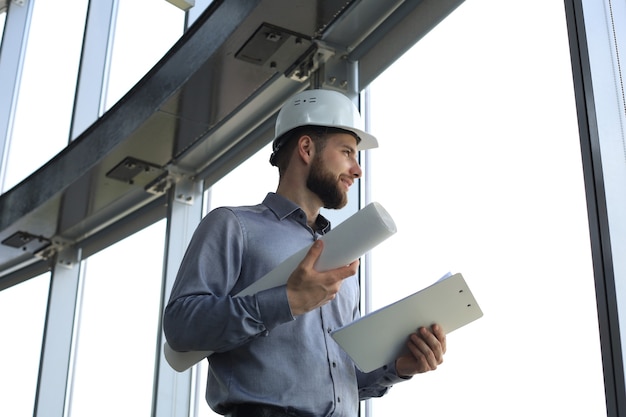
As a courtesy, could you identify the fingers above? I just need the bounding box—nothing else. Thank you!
[299,240,359,285]
[301,239,324,268]
[286,240,358,316]
[342,259,360,278]
[303,240,359,279]
[406,325,446,371]
[432,323,447,354]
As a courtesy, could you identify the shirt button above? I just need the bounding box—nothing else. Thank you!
[332,362,337,368]
[327,327,332,334]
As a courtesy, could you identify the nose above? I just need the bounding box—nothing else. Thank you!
[351,160,362,179]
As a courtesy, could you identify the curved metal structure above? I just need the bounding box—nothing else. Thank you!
[0,0,464,289]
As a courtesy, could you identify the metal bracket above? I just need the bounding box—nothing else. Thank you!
[286,42,336,82]
[235,22,313,75]
[55,246,81,269]
[316,48,355,93]
[34,236,71,262]
[165,0,194,11]
[1,231,51,254]
[144,168,199,206]
[106,156,165,186]
[173,177,198,206]
[145,171,175,195]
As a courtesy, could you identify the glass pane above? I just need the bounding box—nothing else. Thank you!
[3,0,88,191]
[0,10,6,40]
[208,142,276,209]
[0,274,50,417]
[68,220,166,417]
[367,2,606,416]
[187,0,217,26]
[105,0,184,110]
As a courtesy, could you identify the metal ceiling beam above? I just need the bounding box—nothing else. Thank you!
[0,0,464,289]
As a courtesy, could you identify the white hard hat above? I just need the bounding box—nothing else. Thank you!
[269,89,378,166]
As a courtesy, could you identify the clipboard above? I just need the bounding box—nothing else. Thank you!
[330,273,483,372]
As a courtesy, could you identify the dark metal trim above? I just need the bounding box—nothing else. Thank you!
[0,258,51,291]
[564,1,625,415]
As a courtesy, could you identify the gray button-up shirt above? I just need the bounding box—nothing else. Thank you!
[164,193,406,416]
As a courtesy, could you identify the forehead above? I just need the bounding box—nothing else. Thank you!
[325,132,359,149]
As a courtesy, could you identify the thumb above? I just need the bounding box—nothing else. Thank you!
[300,239,324,269]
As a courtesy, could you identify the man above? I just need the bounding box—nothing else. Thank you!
[163,89,446,417]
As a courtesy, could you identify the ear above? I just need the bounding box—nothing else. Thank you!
[297,135,314,164]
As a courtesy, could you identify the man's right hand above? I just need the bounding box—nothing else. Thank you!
[286,240,359,316]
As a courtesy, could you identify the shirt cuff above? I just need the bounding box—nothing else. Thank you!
[255,285,295,331]
[380,360,413,386]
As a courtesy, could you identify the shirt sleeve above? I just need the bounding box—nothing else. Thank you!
[349,296,412,399]
[356,361,412,400]
[162,207,294,353]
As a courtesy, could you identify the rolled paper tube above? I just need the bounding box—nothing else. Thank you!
[164,201,397,372]
[237,201,397,296]
[164,342,213,372]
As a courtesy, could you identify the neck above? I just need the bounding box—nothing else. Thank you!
[276,184,322,229]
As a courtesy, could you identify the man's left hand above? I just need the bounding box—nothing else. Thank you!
[395,324,447,377]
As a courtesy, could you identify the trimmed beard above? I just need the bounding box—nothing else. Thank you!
[306,153,348,209]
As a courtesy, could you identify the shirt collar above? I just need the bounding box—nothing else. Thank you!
[262,192,331,233]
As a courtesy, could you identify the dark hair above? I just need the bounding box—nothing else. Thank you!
[272,126,360,175]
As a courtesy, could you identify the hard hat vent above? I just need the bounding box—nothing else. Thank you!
[294,97,316,105]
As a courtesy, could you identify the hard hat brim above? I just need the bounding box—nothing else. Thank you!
[271,125,378,152]
[334,125,378,151]
[269,125,378,166]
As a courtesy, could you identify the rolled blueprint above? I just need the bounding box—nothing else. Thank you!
[164,340,207,372]
[237,201,396,296]
[164,201,397,372]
